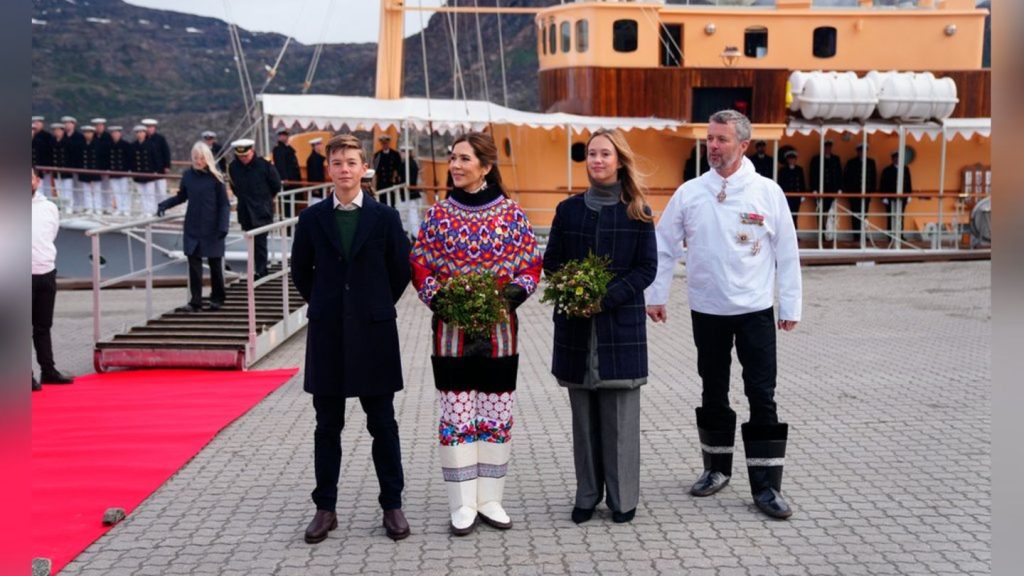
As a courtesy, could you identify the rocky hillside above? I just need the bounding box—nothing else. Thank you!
[31,0,550,160]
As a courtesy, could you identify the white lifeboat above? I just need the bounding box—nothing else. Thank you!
[787,71,878,121]
[866,71,959,120]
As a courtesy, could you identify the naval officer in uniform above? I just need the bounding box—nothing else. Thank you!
[646,109,802,520]
[228,138,281,278]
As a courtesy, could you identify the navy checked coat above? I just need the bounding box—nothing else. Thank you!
[290,195,412,397]
[542,194,658,385]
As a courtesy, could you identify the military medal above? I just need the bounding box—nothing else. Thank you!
[740,212,765,226]
[736,231,751,244]
[716,180,727,203]
[751,239,762,256]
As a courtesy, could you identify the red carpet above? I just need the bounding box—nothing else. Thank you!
[31,368,299,574]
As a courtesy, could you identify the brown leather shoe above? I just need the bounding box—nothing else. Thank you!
[382,508,410,541]
[304,510,337,544]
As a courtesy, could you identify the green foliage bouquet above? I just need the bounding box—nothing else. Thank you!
[541,253,614,318]
[435,273,508,337]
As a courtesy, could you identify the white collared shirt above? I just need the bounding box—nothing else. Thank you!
[32,191,60,275]
[646,157,802,321]
[332,189,364,211]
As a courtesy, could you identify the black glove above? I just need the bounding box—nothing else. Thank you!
[503,284,528,311]
[428,289,446,314]
[156,207,165,217]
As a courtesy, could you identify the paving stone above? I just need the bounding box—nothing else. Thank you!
[52,262,991,575]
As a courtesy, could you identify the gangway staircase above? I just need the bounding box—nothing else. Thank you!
[88,214,307,372]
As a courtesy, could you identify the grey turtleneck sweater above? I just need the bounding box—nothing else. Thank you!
[584,179,622,211]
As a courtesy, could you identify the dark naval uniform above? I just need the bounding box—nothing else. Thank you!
[880,160,913,237]
[32,129,55,170]
[778,163,805,227]
[749,153,774,180]
[306,150,326,184]
[273,142,302,184]
[229,154,281,277]
[843,156,877,234]
[809,152,842,213]
[372,147,402,203]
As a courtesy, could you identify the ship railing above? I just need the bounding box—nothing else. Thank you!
[34,165,184,219]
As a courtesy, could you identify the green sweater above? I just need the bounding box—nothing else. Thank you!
[333,208,361,260]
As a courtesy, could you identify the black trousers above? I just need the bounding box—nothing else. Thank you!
[848,196,868,234]
[691,308,779,426]
[32,270,58,373]
[187,255,225,308]
[253,232,268,277]
[786,196,801,229]
[312,394,404,512]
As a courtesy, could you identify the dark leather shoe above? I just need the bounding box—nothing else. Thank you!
[753,487,793,520]
[382,509,410,541]
[40,370,74,385]
[304,510,338,543]
[206,301,223,311]
[612,508,636,523]
[175,304,202,313]
[571,507,594,524]
[32,376,42,392]
[690,470,730,497]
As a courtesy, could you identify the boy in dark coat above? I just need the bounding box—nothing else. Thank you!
[290,134,413,544]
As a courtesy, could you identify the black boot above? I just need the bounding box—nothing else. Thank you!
[742,422,792,519]
[690,407,736,497]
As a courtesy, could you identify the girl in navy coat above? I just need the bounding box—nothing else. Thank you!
[158,141,230,312]
[542,129,658,524]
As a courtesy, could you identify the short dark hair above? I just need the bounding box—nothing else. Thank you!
[325,134,366,162]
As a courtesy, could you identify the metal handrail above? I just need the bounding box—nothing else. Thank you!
[242,216,300,363]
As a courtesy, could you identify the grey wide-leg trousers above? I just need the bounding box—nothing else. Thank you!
[567,387,641,514]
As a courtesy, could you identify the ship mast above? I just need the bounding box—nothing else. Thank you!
[376,0,406,99]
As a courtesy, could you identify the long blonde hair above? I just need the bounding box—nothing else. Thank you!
[586,129,653,223]
[191,141,225,183]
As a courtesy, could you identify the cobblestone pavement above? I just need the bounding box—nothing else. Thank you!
[49,261,991,576]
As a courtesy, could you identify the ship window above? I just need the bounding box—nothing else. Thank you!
[744,26,768,58]
[571,142,587,163]
[576,19,589,53]
[561,21,571,53]
[813,26,837,58]
[548,21,557,57]
[660,23,682,67]
[613,19,638,53]
[540,23,546,55]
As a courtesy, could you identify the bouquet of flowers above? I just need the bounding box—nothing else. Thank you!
[434,272,509,337]
[541,253,614,318]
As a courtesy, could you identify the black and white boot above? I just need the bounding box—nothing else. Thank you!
[741,422,793,520]
[690,407,736,497]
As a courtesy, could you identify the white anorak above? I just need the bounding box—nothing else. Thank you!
[646,157,802,321]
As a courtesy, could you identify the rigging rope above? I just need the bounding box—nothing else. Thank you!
[495,0,510,108]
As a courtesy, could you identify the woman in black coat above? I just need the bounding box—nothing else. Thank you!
[542,129,658,524]
[158,141,230,312]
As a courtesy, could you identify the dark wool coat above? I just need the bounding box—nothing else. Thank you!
[291,195,412,397]
[229,156,281,230]
[149,132,172,172]
[542,194,658,385]
[158,168,231,257]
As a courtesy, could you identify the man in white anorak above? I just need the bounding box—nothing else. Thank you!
[646,109,802,520]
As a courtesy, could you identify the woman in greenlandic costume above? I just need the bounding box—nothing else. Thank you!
[410,132,543,536]
[542,129,658,524]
